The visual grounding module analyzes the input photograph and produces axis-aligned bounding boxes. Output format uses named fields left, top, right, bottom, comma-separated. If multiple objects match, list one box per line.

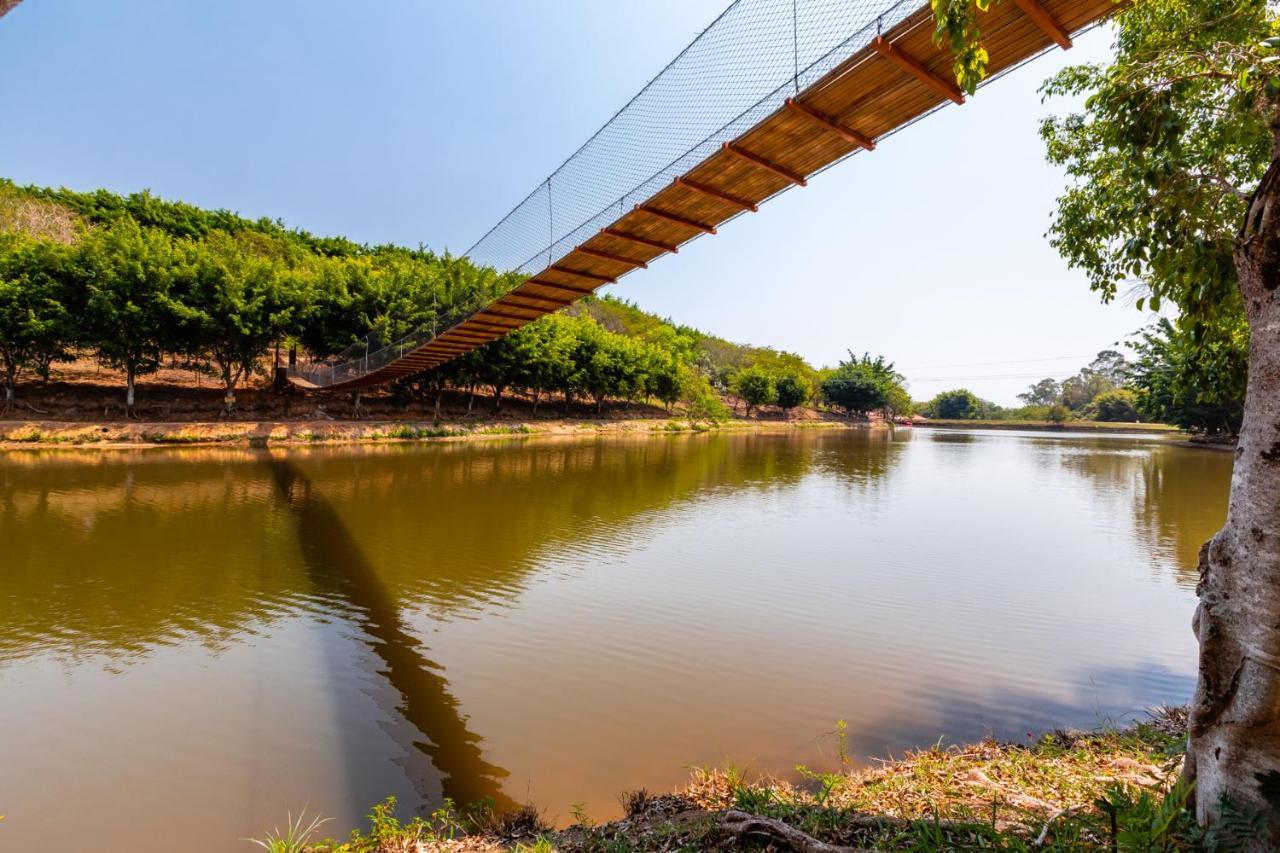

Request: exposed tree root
left=717, top=810, right=872, bottom=853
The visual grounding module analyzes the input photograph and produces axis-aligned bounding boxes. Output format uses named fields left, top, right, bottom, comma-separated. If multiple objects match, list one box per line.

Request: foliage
left=0, top=233, right=75, bottom=404
left=1128, top=317, right=1246, bottom=435
left=882, top=381, right=914, bottom=419
left=76, top=220, right=189, bottom=410
left=733, top=364, right=776, bottom=414
left=773, top=371, right=812, bottom=413
left=181, top=231, right=299, bottom=406
left=245, top=809, right=331, bottom=853
left=820, top=351, right=905, bottom=418
left=1089, top=388, right=1141, bottom=422
left=924, top=388, right=985, bottom=419
left=0, top=182, right=855, bottom=421
left=1018, top=377, right=1061, bottom=407
left=1037, top=0, right=1274, bottom=323
left=681, top=370, right=731, bottom=426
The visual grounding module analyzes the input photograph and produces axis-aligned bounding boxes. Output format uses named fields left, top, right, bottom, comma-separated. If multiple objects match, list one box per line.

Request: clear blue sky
left=0, top=1, right=1147, bottom=404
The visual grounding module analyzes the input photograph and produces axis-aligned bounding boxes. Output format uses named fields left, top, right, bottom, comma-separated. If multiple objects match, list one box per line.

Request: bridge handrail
left=286, top=301, right=487, bottom=388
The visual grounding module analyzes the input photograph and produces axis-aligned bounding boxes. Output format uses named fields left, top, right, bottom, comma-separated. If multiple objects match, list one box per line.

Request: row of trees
left=1, top=184, right=915, bottom=422
left=0, top=188, right=517, bottom=412
left=420, top=312, right=727, bottom=420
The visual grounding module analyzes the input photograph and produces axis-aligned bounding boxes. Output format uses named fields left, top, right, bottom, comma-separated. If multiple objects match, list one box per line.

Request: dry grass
left=0, top=191, right=81, bottom=244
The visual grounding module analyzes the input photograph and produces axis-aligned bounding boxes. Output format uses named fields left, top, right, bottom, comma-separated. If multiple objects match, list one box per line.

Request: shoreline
left=0, top=415, right=864, bottom=450
left=0, top=415, right=1202, bottom=451
left=276, top=708, right=1209, bottom=852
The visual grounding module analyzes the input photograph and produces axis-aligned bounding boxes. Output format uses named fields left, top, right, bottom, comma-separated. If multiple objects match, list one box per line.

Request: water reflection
left=0, top=429, right=1234, bottom=851
left=0, top=449, right=304, bottom=664
left=265, top=455, right=511, bottom=809
left=1052, top=437, right=1230, bottom=585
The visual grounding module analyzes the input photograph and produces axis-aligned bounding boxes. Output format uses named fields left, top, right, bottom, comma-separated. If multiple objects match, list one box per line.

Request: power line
left=899, top=355, right=1091, bottom=370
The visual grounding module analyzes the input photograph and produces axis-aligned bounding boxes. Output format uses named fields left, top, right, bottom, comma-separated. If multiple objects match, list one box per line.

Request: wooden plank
left=634, top=205, right=717, bottom=235
left=871, top=36, right=964, bottom=105
left=721, top=142, right=807, bottom=186
left=479, top=307, right=540, bottom=322
left=1011, top=0, right=1072, bottom=49
left=504, top=293, right=575, bottom=309
left=783, top=98, right=875, bottom=151
left=527, top=277, right=596, bottom=295
left=549, top=264, right=616, bottom=284
left=574, top=246, right=647, bottom=269
left=467, top=321, right=521, bottom=333
left=673, top=177, right=758, bottom=212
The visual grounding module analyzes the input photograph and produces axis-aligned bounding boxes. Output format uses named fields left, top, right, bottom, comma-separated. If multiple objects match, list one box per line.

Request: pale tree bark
left=125, top=364, right=137, bottom=416
left=2, top=357, right=16, bottom=414
left=1185, top=150, right=1280, bottom=839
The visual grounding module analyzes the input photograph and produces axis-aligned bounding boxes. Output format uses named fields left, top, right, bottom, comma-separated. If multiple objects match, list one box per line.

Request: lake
left=0, top=427, right=1230, bottom=851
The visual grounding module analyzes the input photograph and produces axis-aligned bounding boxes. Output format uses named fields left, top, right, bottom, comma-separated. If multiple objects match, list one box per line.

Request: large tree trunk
left=1185, top=153, right=1280, bottom=838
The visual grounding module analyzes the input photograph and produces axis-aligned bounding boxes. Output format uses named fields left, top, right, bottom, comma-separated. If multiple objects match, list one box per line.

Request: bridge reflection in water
left=266, top=455, right=513, bottom=811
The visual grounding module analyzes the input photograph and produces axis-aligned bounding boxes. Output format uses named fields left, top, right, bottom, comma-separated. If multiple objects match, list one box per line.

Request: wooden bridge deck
left=299, top=0, right=1117, bottom=391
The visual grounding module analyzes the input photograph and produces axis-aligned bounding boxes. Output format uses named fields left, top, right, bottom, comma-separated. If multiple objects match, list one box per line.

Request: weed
left=245, top=809, right=330, bottom=853
left=618, top=788, right=653, bottom=818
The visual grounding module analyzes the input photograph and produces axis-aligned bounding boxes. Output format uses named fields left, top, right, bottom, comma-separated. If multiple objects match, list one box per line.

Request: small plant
left=245, top=809, right=330, bottom=853
left=512, top=837, right=556, bottom=853
left=619, top=788, right=653, bottom=818
left=468, top=800, right=551, bottom=840
left=570, top=801, right=594, bottom=828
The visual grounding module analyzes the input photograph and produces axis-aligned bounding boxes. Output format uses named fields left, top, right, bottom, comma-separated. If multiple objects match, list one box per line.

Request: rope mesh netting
left=464, top=0, right=919, bottom=276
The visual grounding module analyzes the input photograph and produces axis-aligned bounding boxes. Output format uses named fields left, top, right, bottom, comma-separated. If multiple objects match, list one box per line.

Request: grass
left=252, top=709, right=1268, bottom=851
left=246, top=810, right=331, bottom=853
left=385, top=424, right=461, bottom=440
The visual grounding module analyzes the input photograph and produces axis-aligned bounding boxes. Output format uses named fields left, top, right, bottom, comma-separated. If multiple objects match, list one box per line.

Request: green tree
left=733, top=365, right=776, bottom=415
left=933, top=0, right=1280, bottom=825
left=820, top=352, right=899, bottom=417
left=77, top=221, right=186, bottom=414
left=518, top=316, right=576, bottom=414
left=0, top=235, right=74, bottom=409
left=182, top=231, right=297, bottom=409
left=474, top=330, right=524, bottom=412
left=1018, top=378, right=1061, bottom=407
left=773, top=372, right=812, bottom=416
left=925, top=388, right=982, bottom=420
left=1089, top=388, right=1140, bottom=422
left=882, top=382, right=914, bottom=420
left=645, top=349, right=687, bottom=412
left=681, top=370, right=730, bottom=426
left=1128, top=317, right=1246, bottom=435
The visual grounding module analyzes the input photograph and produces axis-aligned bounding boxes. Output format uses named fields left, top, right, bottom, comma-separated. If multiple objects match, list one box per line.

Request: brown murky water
left=0, top=428, right=1230, bottom=851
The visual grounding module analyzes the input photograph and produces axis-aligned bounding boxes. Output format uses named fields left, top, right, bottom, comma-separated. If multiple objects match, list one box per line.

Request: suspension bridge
left=288, top=0, right=1114, bottom=392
